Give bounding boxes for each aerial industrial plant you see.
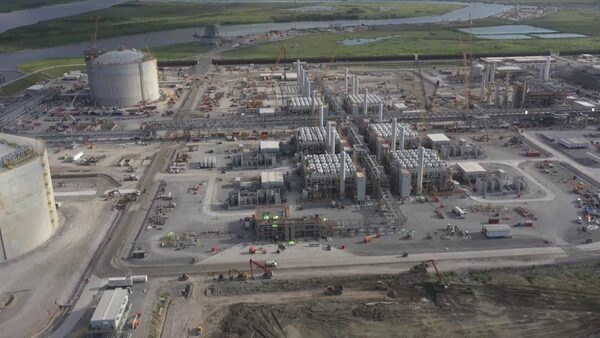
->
[2,1,600,337]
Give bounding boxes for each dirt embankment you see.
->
[207,263,600,338]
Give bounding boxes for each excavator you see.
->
[324,284,344,296]
[228,269,248,281]
[249,259,273,279]
[211,272,225,281]
[131,312,142,330]
[411,259,448,289]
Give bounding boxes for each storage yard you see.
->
[4,6,600,337]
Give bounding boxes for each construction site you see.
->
[4,13,600,338]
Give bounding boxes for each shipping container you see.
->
[525,151,541,157]
[482,224,513,239]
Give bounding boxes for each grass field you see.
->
[224,9,600,60]
[0,64,85,96]
[0,2,462,53]
[151,43,210,61]
[0,0,81,13]
[528,9,600,36]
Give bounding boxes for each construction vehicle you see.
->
[178,273,190,281]
[212,272,225,281]
[124,174,138,181]
[265,260,278,268]
[249,46,285,108]
[472,135,489,142]
[59,113,77,129]
[414,54,429,131]
[248,246,266,254]
[411,260,448,289]
[131,312,142,330]
[249,259,273,279]
[228,269,248,280]
[196,325,203,335]
[324,285,344,295]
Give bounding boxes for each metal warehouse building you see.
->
[87,47,160,107]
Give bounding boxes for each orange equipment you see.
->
[131,312,142,329]
[249,259,273,279]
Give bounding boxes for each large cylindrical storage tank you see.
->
[87,48,160,107]
[0,134,58,262]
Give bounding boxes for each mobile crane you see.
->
[249,259,273,279]
[411,259,448,289]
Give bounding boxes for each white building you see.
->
[89,288,130,331]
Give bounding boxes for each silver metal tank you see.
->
[87,48,160,107]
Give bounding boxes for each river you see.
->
[0,0,126,33]
[0,2,510,71]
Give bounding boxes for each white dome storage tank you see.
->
[87,47,160,107]
[0,134,58,262]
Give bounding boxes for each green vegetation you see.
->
[151,43,210,61]
[529,9,600,36]
[16,58,82,73]
[0,2,462,53]
[0,64,85,96]
[0,0,81,13]
[224,9,600,60]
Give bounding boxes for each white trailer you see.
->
[107,276,133,288]
[482,224,513,238]
[130,275,148,283]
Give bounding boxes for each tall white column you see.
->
[399,124,405,150]
[329,124,336,155]
[344,67,349,93]
[417,146,425,195]
[327,122,333,153]
[391,117,397,152]
[364,88,368,115]
[319,106,324,128]
[544,56,551,81]
[340,151,346,197]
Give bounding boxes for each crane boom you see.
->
[414,54,429,131]
[249,259,273,279]
[251,46,285,108]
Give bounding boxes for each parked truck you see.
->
[482,224,513,239]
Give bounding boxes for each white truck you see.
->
[453,206,467,218]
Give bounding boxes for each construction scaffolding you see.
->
[512,80,567,108]
[302,152,356,200]
[386,148,449,195]
[252,205,333,241]
[367,122,419,154]
[296,126,339,154]
[344,93,383,115]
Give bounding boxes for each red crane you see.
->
[249,259,273,279]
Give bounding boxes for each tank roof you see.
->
[92,48,148,65]
[0,142,14,158]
